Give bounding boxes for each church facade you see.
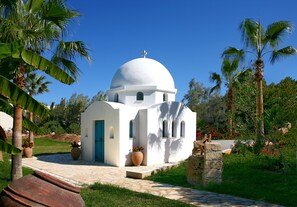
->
[81,56,196,167]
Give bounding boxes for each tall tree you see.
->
[26,72,51,144]
[0,0,91,180]
[210,57,251,136]
[264,77,297,131]
[223,19,296,142]
[89,91,108,106]
[183,78,226,131]
[182,79,208,122]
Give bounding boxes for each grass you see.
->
[147,149,297,206]
[0,137,194,207]
[81,183,193,207]
[32,137,70,155]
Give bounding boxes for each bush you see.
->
[67,123,80,135]
[38,120,65,135]
[231,140,253,155]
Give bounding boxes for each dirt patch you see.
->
[35,134,81,143]
[52,134,81,143]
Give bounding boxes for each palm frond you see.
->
[0,139,21,154]
[265,21,294,49]
[41,0,80,30]
[25,0,44,14]
[51,56,80,80]
[210,72,222,94]
[221,47,245,62]
[55,40,92,62]
[0,75,49,118]
[270,46,297,64]
[26,73,51,95]
[52,40,92,80]
[240,18,260,48]
[221,58,239,82]
[21,48,75,84]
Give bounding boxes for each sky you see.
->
[36,0,297,105]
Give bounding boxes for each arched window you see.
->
[114,93,119,102]
[129,120,133,138]
[172,121,176,137]
[163,93,168,102]
[162,120,168,138]
[136,92,144,101]
[180,121,185,137]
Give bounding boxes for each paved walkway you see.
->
[22,154,282,207]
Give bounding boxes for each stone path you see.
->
[22,154,282,207]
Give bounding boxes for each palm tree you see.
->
[0,74,40,161]
[222,19,296,142]
[0,0,91,180]
[210,58,251,137]
[26,73,51,144]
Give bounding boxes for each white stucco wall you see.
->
[81,102,121,165]
[107,86,176,108]
[141,102,196,166]
[0,112,13,131]
[81,101,139,167]
[118,107,139,166]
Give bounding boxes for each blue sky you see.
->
[37,0,297,105]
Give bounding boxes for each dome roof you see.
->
[110,58,175,91]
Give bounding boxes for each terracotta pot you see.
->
[132,151,143,166]
[23,147,33,158]
[0,170,84,207]
[71,147,81,160]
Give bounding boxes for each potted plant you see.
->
[71,141,81,160]
[23,138,34,158]
[132,146,144,166]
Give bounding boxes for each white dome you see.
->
[110,58,175,91]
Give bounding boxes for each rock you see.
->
[187,142,223,186]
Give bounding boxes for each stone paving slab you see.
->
[22,154,283,207]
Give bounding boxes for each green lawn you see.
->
[147,150,297,207]
[32,137,71,155]
[0,138,193,207]
[81,183,193,207]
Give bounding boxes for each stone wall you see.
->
[187,142,222,185]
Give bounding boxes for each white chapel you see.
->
[81,54,196,167]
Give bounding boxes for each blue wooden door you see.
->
[95,120,104,162]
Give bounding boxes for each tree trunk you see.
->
[11,63,26,181]
[226,87,233,137]
[11,106,23,180]
[254,58,265,142]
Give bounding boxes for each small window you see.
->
[172,121,176,137]
[109,126,114,139]
[162,120,168,138]
[136,92,144,101]
[129,120,133,138]
[114,93,119,102]
[163,93,168,101]
[180,121,185,137]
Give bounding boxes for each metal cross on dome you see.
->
[141,50,148,58]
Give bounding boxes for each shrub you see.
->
[38,120,65,135]
[67,123,80,135]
